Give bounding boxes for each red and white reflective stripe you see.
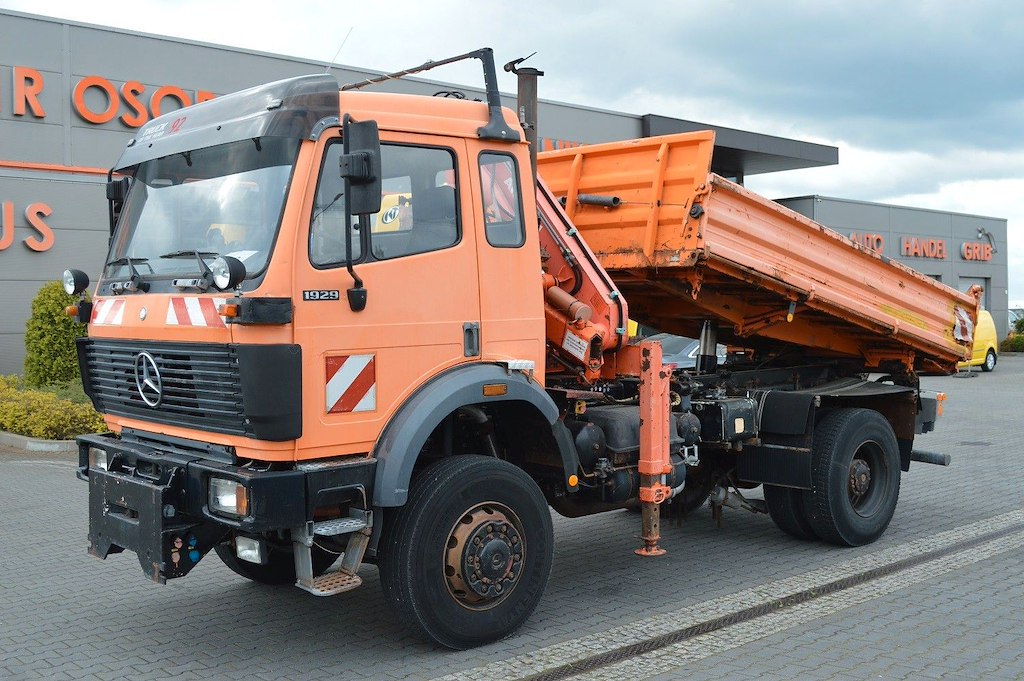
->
[166,297,227,327]
[325,354,377,414]
[953,306,975,343]
[91,299,125,325]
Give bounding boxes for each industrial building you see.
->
[0,9,1007,374]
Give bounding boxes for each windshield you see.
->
[106,137,301,285]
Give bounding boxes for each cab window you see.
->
[479,153,525,248]
[310,143,459,267]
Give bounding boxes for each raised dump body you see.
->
[537,132,980,375]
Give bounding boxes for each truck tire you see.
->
[674,462,718,514]
[802,408,901,547]
[763,485,817,540]
[378,455,554,649]
[214,535,337,585]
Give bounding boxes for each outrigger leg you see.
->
[635,340,673,557]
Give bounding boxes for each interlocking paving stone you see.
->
[1,358,1021,680]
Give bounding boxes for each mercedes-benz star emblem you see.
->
[133,352,163,407]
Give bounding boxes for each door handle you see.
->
[463,322,480,357]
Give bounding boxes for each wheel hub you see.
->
[445,504,524,608]
[463,521,522,598]
[849,458,872,498]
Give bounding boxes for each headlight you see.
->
[234,536,267,564]
[211,256,246,291]
[88,447,108,471]
[209,477,249,517]
[63,268,89,295]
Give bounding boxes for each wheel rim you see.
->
[848,440,888,517]
[444,502,525,610]
[986,352,995,370]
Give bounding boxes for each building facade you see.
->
[0,9,1008,374]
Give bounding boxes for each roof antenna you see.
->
[324,27,355,73]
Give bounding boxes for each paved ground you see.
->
[1,358,1021,680]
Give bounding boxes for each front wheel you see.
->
[379,456,554,649]
[673,462,719,514]
[982,349,997,372]
[802,409,901,547]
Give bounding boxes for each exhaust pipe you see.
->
[505,55,544,181]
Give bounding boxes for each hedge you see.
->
[23,281,89,388]
[1000,335,1024,353]
[0,376,106,440]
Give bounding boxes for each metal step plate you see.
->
[296,570,362,597]
[313,517,367,536]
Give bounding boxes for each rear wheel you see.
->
[764,484,817,540]
[802,409,901,546]
[982,349,997,372]
[379,456,554,649]
[215,534,337,585]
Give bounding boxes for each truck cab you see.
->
[72,69,572,648]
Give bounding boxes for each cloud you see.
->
[3,0,1021,300]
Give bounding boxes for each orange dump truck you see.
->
[67,49,978,649]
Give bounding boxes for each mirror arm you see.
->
[342,113,368,312]
[345,212,367,312]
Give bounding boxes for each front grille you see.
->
[81,339,252,437]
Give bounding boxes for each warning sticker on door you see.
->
[325,354,377,413]
[562,331,589,361]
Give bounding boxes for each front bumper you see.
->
[77,432,372,583]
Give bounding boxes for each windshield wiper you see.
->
[106,256,150,267]
[161,250,217,291]
[105,256,150,294]
[160,250,219,259]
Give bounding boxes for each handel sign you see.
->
[3,66,216,255]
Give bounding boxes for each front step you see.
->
[312,517,367,536]
[293,511,372,597]
[296,569,363,597]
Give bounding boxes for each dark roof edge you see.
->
[642,114,838,167]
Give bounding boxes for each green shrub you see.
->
[37,380,93,405]
[0,375,106,439]
[1015,317,1024,335]
[23,281,89,388]
[999,335,1024,353]
[0,375,18,395]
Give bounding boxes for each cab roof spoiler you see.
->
[113,73,340,172]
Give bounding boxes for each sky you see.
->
[4,0,1022,305]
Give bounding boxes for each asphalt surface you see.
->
[1,358,1022,680]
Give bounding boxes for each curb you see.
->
[0,429,77,454]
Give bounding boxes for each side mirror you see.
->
[106,176,130,237]
[340,118,382,216]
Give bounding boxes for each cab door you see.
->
[293,133,480,457]
[471,149,546,378]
